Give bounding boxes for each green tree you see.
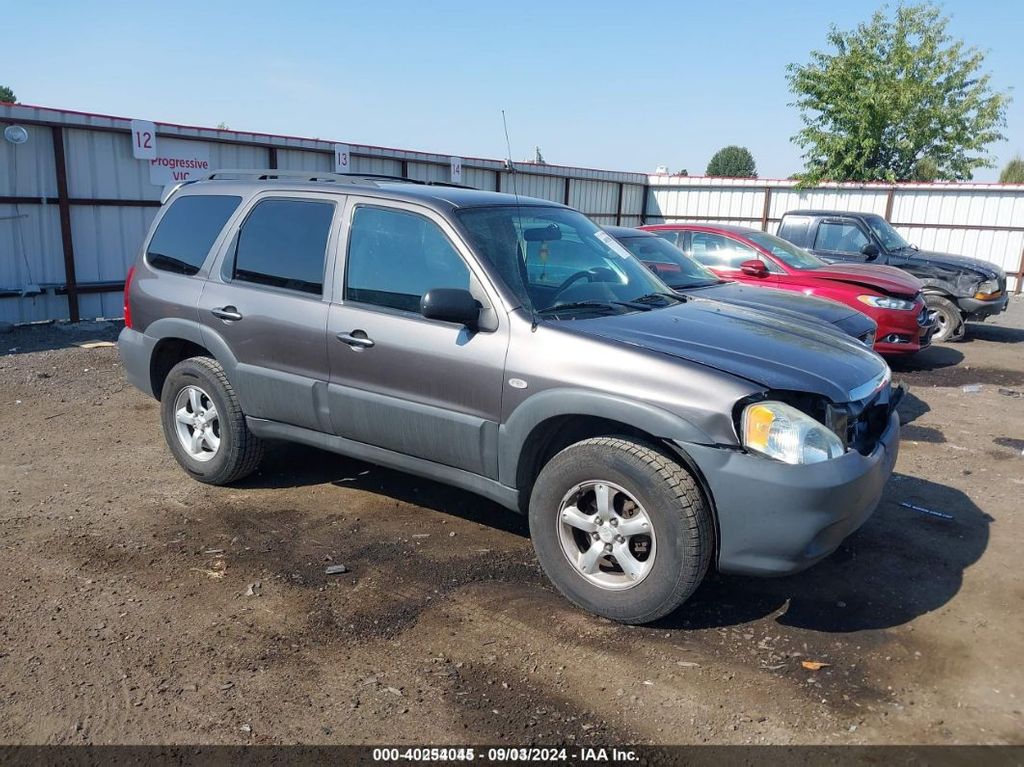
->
[999,155,1024,184]
[0,85,15,103]
[788,3,1008,184]
[705,146,757,177]
[912,156,940,181]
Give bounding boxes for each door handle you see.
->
[336,331,375,349]
[211,306,243,322]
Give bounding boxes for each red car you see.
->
[640,224,936,356]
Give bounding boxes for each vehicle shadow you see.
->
[887,344,963,374]
[657,472,990,633]
[895,389,930,425]
[964,321,1024,344]
[238,441,529,536]
[245,445,988,634]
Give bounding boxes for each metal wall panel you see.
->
[571,179,618,216]
[0,203,67,323]
[64,128,156,200]
[1,124,57,197]
[275,148,332,172]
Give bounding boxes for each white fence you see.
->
[645,176,1024,291]
[2,101,1023,323]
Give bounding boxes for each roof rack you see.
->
[194,169,470,189]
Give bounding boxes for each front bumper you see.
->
[873,303,935,356]
[959,292,1009,321]
[682,410,900,576]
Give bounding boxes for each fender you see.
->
[498,387,716,488]
[145,317,240,376]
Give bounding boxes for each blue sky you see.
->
[3,0,1021,179]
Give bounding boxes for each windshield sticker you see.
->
[593,230,630,258]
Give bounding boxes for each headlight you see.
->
[857,295,916,311]
[975,279,1001,299]
[741,401,845,464]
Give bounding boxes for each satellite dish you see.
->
[3,125,29,144]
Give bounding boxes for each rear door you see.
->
[325,199,508,478]
[809,217,874,264]
[199,193,339,432]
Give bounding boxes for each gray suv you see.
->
[119,170,901,624]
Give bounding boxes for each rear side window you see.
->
[146,195,241,275]
[233,199,335,295]
[345,206,470,313]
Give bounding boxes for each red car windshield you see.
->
[745,231,826,270]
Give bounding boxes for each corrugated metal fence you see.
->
[0,104,646,324]
[646,176,1024,291]
[2,102,1023,323]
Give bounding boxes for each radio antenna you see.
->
[502,110,537,329]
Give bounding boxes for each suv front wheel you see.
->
[528,437,712,624]
[159,356,264,485]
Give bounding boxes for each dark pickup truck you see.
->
[777,210,1009,342]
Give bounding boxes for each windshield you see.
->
[744,231,826,270]
[865,216,911,251]
[456,206,678,317]
[614,234,721,288]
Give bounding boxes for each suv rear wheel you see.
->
[159,356,264,485]
[528,437,712,624]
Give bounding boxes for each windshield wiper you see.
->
[632,291,685,305]
[537,300,644,316]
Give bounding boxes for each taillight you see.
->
[123,266,136,329]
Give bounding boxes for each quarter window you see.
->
[147,195,241,275]
[814,221,870,254]
[345,206,470,313]
[233,199,335,295]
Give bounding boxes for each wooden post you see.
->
[761,187,772,231]
[51,126,80,323]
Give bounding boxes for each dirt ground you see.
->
[0,300,1022,747]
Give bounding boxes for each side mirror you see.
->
[861,243,880,260]
[420,288,480,331]
[739,259,769,277]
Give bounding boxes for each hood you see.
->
[571,299,888,404]
[690,282,860,325]
[807,263,923,297]
[896,249,1004,280]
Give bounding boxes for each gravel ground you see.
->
[0,300,1022,745]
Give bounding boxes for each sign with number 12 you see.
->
[130,120,157,160]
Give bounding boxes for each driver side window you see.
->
[689,232,763,270]
[815,221,870,256]
[345,206,470,313]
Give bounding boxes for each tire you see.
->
[926,295,965,343]
[528,437,713,624]
[159,356,264,485]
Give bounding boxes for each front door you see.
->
[810,218,876,264]
[326,200,508,478]
[199,195,339,432]
[687,231,779,286]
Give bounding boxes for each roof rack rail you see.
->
[195,169,471,189]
